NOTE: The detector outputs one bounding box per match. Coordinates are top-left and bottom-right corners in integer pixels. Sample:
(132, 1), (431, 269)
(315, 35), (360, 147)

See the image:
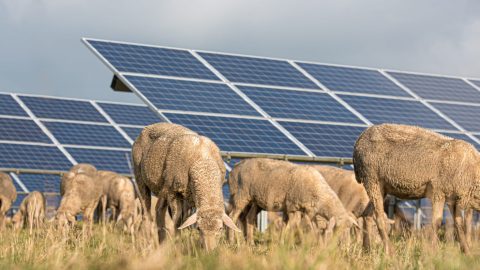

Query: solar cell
(431, 102), (480, 132)
(298, 63), (410, 97)
(339, 95), (456, 130)
(279, 121), (366, 158)
(121, 127), (143, 141)
(43, 122), (131, 148)
(198, 52), (318, 89)
(238, 86), (363, 123)
(66, 147), (131, 174)
(20, 96), (107, 123)
(97, 102), (161, 126)
(125, 76), (260, 116)
(0, 118), (51, 143)
(163, 113), (306, 155)
(387, 72), (480, 103)
(0, 143), (72, 170)
(85, 39), (219, 80)
(0, 94), (27, 116)
(17, 174), (61, 193)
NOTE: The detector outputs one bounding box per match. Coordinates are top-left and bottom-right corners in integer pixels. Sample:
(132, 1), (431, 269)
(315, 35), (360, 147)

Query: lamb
(353, 123), (480, 254)
(56, 164), (103, 232)
(228, 158), (358, 244)
(11, 191), (46, 234)
(0, 172), (17, 229)
(132, 123), (238, 250)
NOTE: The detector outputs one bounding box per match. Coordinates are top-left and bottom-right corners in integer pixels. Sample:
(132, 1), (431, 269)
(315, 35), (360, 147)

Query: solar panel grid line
(273, 117), (368, 127)
(10, 94), (77, 165)
(0, 140), (53, 146)
(0, 143), (73, 171)
(0, 118), (52, 144)
(464, 78), (480, 93)
(0, 114), (31, 120)
(59, 145), (131, 151)
(288, 60), (373, 126)
(323, 90), (417, 101)
(120, 71), (223, 85)
(156, 109), (265, 120)
(190, 50), (315, 157)
(232, 82), (326, 93)
(90, 101), (134, 145)
(10, 173), (29, 192)
(468, 79), (480, 89)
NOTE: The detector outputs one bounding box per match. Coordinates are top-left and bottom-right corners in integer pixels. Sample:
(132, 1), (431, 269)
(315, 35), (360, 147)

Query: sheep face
(197, 212), (224, 251)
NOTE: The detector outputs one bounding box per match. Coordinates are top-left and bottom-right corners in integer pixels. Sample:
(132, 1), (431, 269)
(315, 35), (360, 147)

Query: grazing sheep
(353, 123), (480, 254)
(56, 165), (103, 232)
(228, 158), (358, 244)
(11, 191), (46, 234)
(0, 172), (17, 229)
(133, 123), (238, 250)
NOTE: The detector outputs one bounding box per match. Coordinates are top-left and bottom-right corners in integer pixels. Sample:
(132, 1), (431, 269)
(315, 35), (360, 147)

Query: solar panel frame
(469, 79), (480, 89)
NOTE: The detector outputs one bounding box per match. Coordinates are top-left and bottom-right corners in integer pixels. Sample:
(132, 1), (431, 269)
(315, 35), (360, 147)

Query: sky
(0, 0), (479, 104)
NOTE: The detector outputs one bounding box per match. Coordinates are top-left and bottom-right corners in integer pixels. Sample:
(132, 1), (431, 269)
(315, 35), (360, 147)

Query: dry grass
(0, 223), (479, 270)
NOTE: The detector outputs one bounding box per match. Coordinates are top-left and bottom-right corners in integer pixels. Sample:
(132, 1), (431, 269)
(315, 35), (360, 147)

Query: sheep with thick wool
(0, 172), (16, 230)
(11, 191), (45, 234)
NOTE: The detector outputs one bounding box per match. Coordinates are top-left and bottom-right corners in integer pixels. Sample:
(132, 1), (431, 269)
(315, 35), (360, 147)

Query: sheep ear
(178, 213), (197, 229)
(327, 217), (336, 231)
(222, 213), (241, 232)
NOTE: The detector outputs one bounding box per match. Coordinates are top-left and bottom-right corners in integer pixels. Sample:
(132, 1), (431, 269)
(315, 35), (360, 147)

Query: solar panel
(339, 95), (456, 130)
(279, 121), (365, 158)
(387, 72), (480, 103)
(65, 147), (131, 174)
(238, 86), (363, 124)
(0, 94), (27, 116)
(9, 174), (25, 192)
(438, 132), (479, 149)
(43, 121), (131, 148)
(0, 118), (51, 143)
(470, 79), (480, 89)
(97, 102), (161, 126)
(121, 127), (143, 141)
(431, 102), (480, 132)
(125, 76), (260, 116)
(85, 39), (219, 80)
(20, 96), (107, 123)
(0, 143), (72, 170)
(198, 52), (319, 89)
(12, 194), (26, 208)
(16, 174), (61, 193)
(163, 113), (306, 155)
(298, 63), (411, 97)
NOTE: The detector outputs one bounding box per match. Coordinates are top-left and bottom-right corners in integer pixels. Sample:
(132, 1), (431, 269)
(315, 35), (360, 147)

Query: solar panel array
(84, 38), (480, 160)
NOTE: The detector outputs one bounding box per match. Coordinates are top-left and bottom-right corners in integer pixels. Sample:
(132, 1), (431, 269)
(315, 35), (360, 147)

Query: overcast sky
(1, 0), (479, 104)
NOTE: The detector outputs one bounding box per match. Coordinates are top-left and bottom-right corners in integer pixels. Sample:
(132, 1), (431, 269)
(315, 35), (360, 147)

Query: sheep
(353, 123), (480, 254)
(228, 158), (358, 244)
(0, 172), (17, 230)
(56, 164), (103, 232)
(132, 123), (239, 250)
(11, 191), (46, 234)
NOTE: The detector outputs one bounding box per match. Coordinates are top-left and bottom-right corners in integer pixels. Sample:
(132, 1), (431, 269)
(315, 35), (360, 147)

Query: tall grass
(0, 223), (479, 270)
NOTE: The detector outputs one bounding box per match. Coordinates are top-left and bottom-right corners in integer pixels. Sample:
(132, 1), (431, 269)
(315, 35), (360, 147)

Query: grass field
(1, 223), (479, 270)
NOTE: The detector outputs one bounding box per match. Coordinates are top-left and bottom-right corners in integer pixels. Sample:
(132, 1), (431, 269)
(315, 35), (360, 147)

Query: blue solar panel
(198, 52), (318, 89)
(298, 63), (410, 97)
(0, 143), (72, 170)
(163, 113), (305, 155)
(66, 148), (131, 174)
(12, 194), (27, 208)
(470, 80), (480, 89)
(0, 118), (51, 143)
(98, 102), (160, 126)
(125, 76), (260, 116)
(43, 122), (131, 148)
(17, 174), (61, 193)
(339, 95), (456, 130)
(86, 39), (218, 80)
(280, 121), (365, 158)
(387, 72), (480, 103)
(9, 173), (24, 192)
(439, 132), (479, 149)
(431, 102), (480, 132)
(20, 96), (107, 123)
(121, 127), (143, 141)
(0, 94), (27, 116)
(238, 86), (363, 123)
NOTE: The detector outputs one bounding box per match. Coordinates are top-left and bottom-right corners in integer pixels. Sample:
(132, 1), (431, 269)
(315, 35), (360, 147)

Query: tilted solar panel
(430, 102), (480, 132)
(387, 72), (480, 103)
(97, 102), (160, 126)
(438, 132), (479, 149)
(339, 95), (456, 131)
(125, 76), (260, 116)
(121, 127), (143, 141)
(0, 94), (27, 117)
(298, 63), (411, 97)
(65, 147), (132, 174)
(16, 174), (61, 193)
(20, 96), (108, 123)
(0, 118), (52, 143)
(0, 143), (72, 171)
(238, 86), (363, 124)
(85, 39), (219, 80)
(163, 113), (306, 155)
(198, 52), (319, 89)
(469, 79), (480, 89)
(12, 194), (27, 208)
(42, 121), (131, 148)
(279, 121), (366, 158)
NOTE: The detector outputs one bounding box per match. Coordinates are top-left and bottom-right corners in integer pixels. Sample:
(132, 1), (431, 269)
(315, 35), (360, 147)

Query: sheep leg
(430, 196), (445, 243)
(452, 203), (470, 254)
(100, 195), (107, 224)
(366, 182), (393, 254)
(227, 199), (250, 243)
(464, 208), (473, 248)
(245, 203), (258, 245)
(155, 197), (169, 242)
